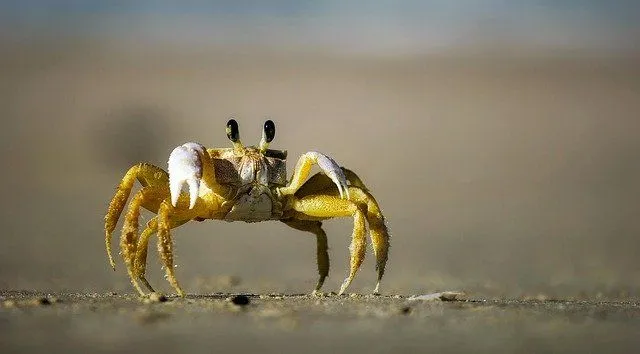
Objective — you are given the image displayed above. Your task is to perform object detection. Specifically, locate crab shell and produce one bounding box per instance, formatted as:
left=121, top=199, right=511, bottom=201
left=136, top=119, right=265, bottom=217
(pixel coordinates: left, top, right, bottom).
left=210, top=147, right=288, bottom=222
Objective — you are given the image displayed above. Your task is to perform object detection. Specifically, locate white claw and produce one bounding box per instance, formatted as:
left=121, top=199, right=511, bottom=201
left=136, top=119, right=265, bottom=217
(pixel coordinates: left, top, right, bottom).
left=168, top=143, right=205, bottom=209
left=187, top=178, right=200, bottom=209
left=309, top=151, right=350, bottom=200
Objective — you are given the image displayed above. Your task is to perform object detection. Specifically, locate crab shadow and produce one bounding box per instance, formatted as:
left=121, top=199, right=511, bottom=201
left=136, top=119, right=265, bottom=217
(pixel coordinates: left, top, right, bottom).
left=91, top=104, right=173, bottom=170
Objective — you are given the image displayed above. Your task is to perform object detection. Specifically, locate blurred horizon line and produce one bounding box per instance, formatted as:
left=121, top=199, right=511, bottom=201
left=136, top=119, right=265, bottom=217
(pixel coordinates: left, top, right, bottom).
left=1, top=1, right=639, bottom=57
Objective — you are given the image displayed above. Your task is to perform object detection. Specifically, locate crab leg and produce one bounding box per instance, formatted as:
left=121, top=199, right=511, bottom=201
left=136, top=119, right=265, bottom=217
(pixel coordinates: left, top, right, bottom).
left=155, top=201, right=185, bottom=297
left=105, top=163, right=169, bottom=270
left=155, top=198, right=213, bottom=297
left=345, top=187, right=390, bottom=294
left=277, top=151, right=350, bottom=199
left=282, top=219, right=330, bottom=294
left=120, top=186, right=170, bottom=295
left=132, top=217, right=190, bottom=294
left=128, top=190, right=214, bottom=297
left=134, top=220, right=158, bottom=293
left=120, top=189, right=145, bottom=295
left=292, top=172, right=391, bottom=294
left=291, top=194, right=367, bottom=295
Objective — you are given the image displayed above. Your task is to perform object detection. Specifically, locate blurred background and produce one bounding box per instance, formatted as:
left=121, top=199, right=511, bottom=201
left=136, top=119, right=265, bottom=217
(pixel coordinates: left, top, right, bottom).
left=1, top=1, right=639, bottom=299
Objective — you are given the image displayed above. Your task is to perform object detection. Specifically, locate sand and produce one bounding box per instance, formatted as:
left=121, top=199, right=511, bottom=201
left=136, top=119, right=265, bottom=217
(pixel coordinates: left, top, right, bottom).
left=2, top=290, right=640, bottom=353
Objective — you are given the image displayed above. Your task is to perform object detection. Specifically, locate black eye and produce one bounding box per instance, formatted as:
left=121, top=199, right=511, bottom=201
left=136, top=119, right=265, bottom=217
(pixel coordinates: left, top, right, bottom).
left=226, top=119, right=239, bottom=142
left=263, top=120, right=275, bottom=143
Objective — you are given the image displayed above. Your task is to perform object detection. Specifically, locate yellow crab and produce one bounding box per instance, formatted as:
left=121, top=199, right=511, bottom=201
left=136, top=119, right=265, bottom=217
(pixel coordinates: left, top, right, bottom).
left=104, top=119, right=390, bottom=297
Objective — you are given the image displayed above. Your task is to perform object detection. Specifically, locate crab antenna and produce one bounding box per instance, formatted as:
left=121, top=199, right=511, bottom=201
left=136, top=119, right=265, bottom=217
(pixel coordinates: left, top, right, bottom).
left=226, top=118, right=244, bottom=152
left=259, top=119, right=275, bottom=152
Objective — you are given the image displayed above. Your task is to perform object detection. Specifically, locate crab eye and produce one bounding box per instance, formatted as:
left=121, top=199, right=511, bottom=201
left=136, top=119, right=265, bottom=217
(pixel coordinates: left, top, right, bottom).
left=226, top=119, right=240, bottom=142
left=263, top=120, right=275, bottom=143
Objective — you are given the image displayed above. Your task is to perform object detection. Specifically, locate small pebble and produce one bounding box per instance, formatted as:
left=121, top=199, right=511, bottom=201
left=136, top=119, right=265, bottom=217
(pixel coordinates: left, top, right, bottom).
left=440, top=292, right=465, bottom=302
left=229, top=295, right=250, bottom=306
left=28, top=297, right=52, bottom=306
left=144, top=293, right=168, bottom=304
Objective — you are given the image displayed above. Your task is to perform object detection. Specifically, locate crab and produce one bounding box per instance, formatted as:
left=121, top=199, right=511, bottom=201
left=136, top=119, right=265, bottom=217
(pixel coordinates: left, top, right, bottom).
left=104, top=119, right=390, bottom=297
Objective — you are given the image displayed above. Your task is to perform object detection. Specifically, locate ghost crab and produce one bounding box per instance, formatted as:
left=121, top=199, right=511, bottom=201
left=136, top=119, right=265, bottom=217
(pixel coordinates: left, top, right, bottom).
left=104, top=119, right=390, bottom=297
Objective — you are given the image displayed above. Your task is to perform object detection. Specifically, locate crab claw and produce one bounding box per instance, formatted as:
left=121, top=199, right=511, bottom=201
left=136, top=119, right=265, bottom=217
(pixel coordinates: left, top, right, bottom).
left=310, top=151, right=350, bottom=200
left=168, top=142, right=205, bottom=209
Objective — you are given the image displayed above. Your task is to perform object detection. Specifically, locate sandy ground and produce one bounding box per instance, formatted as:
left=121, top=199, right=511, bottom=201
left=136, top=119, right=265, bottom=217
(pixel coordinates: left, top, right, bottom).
left=2, top=290, right=640, bottom=353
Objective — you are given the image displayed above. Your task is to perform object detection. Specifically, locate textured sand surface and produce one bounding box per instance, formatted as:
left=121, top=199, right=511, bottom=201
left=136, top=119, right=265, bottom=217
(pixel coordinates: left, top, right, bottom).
left=2, top=290, right=640, bottom=353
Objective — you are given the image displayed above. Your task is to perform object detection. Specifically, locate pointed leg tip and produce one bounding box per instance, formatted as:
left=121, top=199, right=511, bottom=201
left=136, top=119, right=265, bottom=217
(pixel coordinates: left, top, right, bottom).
left=139, top=276, right=156, bottom=293
left=337, top=275, right=354, bottom=296
left=108, top=257, right=116, bottom=270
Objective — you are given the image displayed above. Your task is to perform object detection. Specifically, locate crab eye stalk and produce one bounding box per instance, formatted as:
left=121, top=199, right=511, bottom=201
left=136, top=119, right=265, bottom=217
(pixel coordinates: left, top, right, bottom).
left=226, top=119, right=240, bottom=142
left=259, top=119, right=275, bottom=152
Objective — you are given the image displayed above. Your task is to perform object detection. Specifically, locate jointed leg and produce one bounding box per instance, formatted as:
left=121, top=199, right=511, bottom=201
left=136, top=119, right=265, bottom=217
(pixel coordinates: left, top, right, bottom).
left=104, top=163, right=168, bottom=269
left=133, top=193, right=217, bottom=297
left=345, top=187, right=390, bottom=294
left=134, top=220, right=158, bottom=293
left=133, top=217, right=190, bottom=294
left=340, top=210, right=367, bottom=295
left=282, top=219, right=330, bottom=294
left=319, top=186, right=389, bottom=294
left=291, top=195, right=367, bottom=295
left=157, top=201, right=186, bottom=297
left=295, top=172, right=390, bottom=294
left=120, top=186, right=168, bottom=295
